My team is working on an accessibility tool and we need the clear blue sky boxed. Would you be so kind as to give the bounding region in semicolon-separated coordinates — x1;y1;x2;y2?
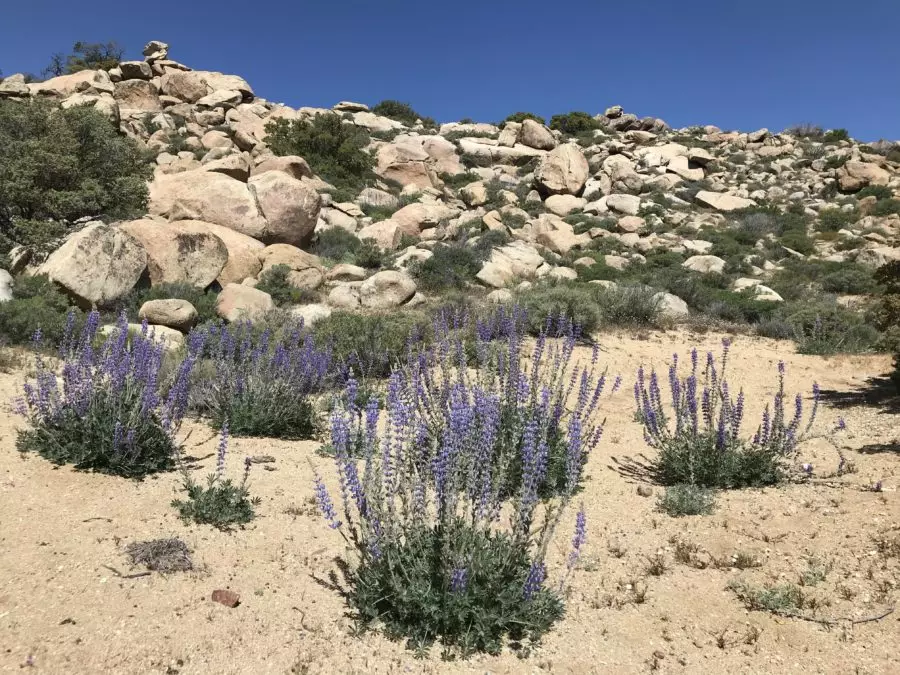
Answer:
2;0;898;141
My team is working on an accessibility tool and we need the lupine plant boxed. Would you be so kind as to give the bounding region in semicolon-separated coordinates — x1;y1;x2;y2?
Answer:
191;320;332;439
409;306;618;497
16;311;197;478
312;307;608;656
172;423;260;530
634;339;837;489
315;370;590;655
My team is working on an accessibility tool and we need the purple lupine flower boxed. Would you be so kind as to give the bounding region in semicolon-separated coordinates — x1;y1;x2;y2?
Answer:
835;417;846;431
523;561;547;600
567;506;587;571
215;423;229;479
449;566;468;593
314;473;342;529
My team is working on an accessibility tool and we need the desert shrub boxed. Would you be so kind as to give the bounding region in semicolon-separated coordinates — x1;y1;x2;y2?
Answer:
823;128;850;143
786;123;824;139
313;327;603;654
412;243;481;292
125;538;193;573
312;310;427;379
549;111;600;135
43;40;124;77
192;321;331;439
869;198;900;217
16;312;197;478
515;283;602;336
125;282;218;324
766;260;875;299
353;239;387;269
787;305;880;355
312;227;362;261
857;185;894;201
817;207;858;232
778;229;815;254
471;229;511;259
657;484;716;517
255;264;316;307
595;285;661;327
0;274;83;346
264;114;374;195
172;425;259;530
503;111;546;126
635;342;829;488
439;171;481;190
0;99;151;249
371;100;436;128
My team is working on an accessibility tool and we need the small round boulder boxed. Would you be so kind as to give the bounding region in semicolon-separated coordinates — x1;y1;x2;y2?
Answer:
138;299;199;332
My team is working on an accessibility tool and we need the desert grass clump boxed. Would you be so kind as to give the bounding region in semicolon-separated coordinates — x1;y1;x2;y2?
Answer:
193;321;331;439
16;311;197;478
172;424;259;530
125;537;193;573
314;363;591;656
657;484;716;517
635;340;829;489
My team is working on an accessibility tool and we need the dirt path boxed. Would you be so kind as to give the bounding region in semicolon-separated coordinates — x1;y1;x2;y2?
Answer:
1;330;897;674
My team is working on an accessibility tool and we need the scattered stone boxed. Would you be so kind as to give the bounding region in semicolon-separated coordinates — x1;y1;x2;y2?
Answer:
359;271;416;309
211;589;240;608
138;299;198;332
216;284;274;322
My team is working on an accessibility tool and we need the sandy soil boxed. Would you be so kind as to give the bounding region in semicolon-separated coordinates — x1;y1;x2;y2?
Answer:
1;329;898;674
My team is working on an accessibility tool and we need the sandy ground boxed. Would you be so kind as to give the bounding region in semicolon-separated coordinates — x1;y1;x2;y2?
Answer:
1;329;898;674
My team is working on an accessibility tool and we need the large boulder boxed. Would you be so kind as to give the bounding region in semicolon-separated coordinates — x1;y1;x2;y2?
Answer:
251;155;312;181
175;220;264;285
29;70;114;98
150;171;267;238
838;161;892;192
375;141;435;188
160;71;210;103
0;269;12;303
390;202;458;236
248;171;321;248
653;292;689;321
138;299;198;332
38;223;146;306
357;220;402;250
258;244;325;291
113;79;161;111
476;241;545;288
216;283;274;322
359;270;416;309
518;119;557;150
534;144;589;196
683;255;726;274
695;191;755;211
119;219;228;288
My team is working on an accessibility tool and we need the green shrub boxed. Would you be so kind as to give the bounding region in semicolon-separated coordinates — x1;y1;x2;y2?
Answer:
548;111;600;135
264;114;374;195
312;227;363;261
0;274;82;346
503;111;546;126
353;239;387;269
412;244;481;292
125;282;217;324
350;518;564;655
657;484;716;517
172;427;259;530
870;199;900;217
43;41;124;77
312;310;428;378
515;284;602;335
371;100;436;128
823;128;850;143
857;185;894;200
255;264;316;307
817;207;858;232
788;304;880;355
595;285;661;327
0;99;151;249
778;229;815;254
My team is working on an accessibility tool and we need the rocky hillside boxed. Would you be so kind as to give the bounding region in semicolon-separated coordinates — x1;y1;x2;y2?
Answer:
1;40;899;349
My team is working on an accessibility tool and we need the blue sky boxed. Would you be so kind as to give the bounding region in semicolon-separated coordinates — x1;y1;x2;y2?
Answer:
2;0;898;140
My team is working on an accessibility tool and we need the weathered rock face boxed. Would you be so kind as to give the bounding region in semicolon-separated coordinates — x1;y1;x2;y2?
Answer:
838;161;891;192
150;171;267;237
119;219;228;288
29;70;114;98
216;283;274;322
177;220;265;286
114;79;161;111
476;241;545;288
653;292;689;320
534;144;589;195
0;269;12;303
38;223;147;306
138;299;198;331
359;270;416;309
375;141;435;188
258;244;325;290
683;255;726;274
695;191;755;211
248;171;321;248
518;119;557;151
